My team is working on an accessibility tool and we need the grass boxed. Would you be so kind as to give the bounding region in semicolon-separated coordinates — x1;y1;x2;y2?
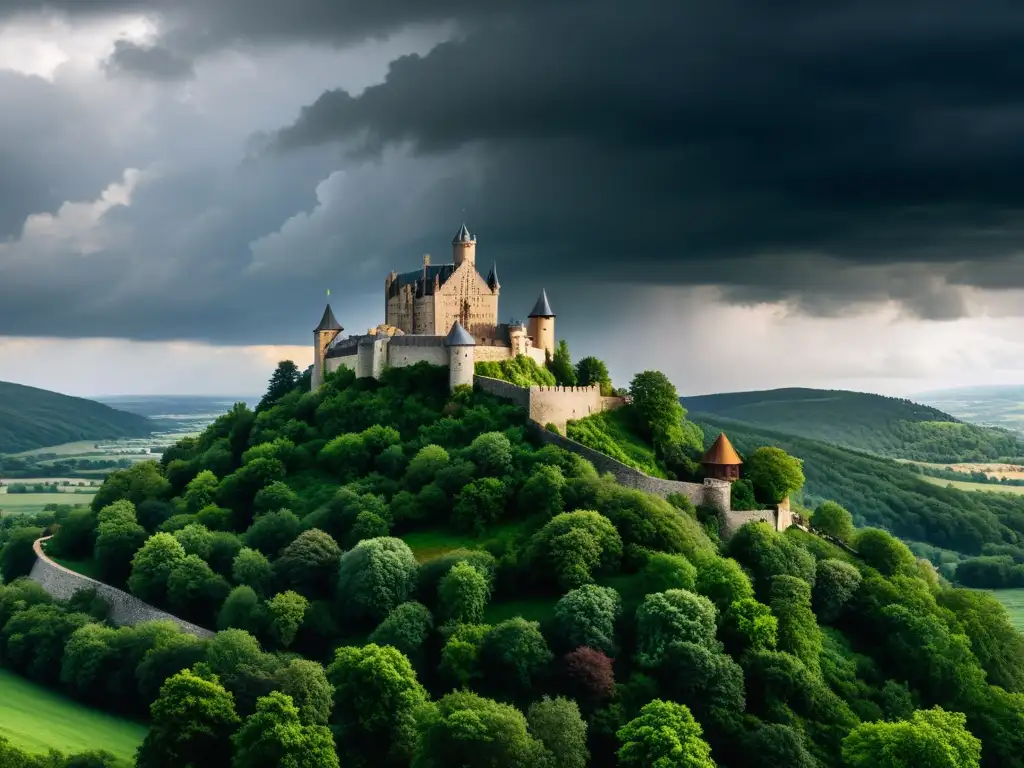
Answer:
987;589;1024;632
0;669;147;764
401;521;530;563
0;492;96;516
567;408;667;478
919;476;1024;496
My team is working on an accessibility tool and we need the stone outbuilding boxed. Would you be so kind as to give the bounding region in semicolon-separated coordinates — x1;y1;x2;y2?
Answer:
701;432;743;482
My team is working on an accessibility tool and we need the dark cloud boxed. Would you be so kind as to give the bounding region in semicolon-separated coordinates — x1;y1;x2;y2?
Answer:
103;40;194;81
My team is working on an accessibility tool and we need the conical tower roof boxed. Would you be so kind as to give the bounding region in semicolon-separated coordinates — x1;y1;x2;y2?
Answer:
444;320;476;346
314;304;343;332
701;433;743;465
528;289;555;318
486;262;500;290
452;222;474;243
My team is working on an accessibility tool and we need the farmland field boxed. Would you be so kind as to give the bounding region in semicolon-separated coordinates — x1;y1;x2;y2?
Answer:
919;475;1024;496
0;669;147;764
0;492;95;516
988;589;1024;632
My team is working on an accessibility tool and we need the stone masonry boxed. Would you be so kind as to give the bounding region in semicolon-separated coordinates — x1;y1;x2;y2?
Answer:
29;537;213;638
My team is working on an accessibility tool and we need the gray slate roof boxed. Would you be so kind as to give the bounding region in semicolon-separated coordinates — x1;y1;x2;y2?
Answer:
528;289;555;318
388;263;458;300
452;223;475;243
444;321;476;346
486;262;500;291
314;304;343;332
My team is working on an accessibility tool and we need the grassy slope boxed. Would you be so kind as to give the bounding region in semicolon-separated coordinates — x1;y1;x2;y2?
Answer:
0;669;146;764
988;589;1024;632
681;387;1024;462
0;492;96;516
0;381;154;455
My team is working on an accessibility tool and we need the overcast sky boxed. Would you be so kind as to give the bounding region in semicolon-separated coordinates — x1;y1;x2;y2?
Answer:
2;1;1024;399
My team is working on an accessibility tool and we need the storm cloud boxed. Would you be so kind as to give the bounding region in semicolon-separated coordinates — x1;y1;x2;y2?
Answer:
3;0;1024;359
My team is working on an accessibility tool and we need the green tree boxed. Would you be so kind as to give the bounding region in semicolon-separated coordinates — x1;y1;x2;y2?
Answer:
529;510;623;589
812;500;855;542
232;547;274;595
231;691;338;768
0;526;44;582
405;445;450;491
412;690;548;768
183;471;219;515
518;464;567;518
274;529;342;597
692;553;755;611
721;597;778;656
439;562;491;624
628;371;681;439
173;523;215;559
368;601;434;661
468;432;515;477
770;575;823;675
744;447;805;504
642;552;697;593
129;533;187;604
218;586;266;635
266;590;309;648
743;724;816;768
812;559;862;623
479;617;554;694
553;584;621;655
136;668;240;768
337;537;419;623
326;643;429;767
548;340;577;386
274;658;334;726
242;509;301;557
635;589;717;667
616;699;715;768
856;528;916;577
167;554;231;623
257;360;300;413
452;478;508;535
575;356;612;394
91;461;171;512
842;707;982;768
253;481;299;516
527;696;588;768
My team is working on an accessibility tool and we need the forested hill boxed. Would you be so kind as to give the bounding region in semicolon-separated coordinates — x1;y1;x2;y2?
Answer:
691;412;1024;559
682;387;1024;462
0;381;153;454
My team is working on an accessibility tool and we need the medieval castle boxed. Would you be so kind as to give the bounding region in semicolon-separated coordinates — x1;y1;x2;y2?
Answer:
311;224;557;392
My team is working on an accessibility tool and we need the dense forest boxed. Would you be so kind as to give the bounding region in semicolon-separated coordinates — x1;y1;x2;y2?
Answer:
682;388;1024;463
0;381;154;455
0;362;1023;767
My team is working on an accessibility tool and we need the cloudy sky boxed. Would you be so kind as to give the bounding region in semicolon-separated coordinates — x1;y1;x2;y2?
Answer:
2;1;1024;399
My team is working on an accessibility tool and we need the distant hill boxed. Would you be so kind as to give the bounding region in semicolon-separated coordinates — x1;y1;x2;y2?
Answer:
681;387;1024;463
690;413;1024;557
914;385;1024;436
0;381;154;454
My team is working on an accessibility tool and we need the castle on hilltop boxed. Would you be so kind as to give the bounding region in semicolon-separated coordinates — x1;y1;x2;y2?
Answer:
311;224;558;391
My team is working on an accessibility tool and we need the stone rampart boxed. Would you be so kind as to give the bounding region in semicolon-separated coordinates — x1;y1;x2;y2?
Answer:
474;375;531;408
29;537;213;638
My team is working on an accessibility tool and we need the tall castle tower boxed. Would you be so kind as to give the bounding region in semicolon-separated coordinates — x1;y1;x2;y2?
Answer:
445;320;476;391
452;223;477;268
528;289;556;360
312;303;343;390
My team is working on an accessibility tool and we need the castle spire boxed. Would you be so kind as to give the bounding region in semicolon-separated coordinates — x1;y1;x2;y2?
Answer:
528;289;555;318
314;303;343;332
486;261;500;291
452;222;474;244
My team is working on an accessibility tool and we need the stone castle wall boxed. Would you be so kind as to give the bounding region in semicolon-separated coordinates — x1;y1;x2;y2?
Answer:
475;375;532;408
29;537;213;638
528;384;612;431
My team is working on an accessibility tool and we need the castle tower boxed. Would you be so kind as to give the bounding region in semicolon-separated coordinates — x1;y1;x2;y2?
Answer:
527;289;556;360
701;433;743;482
312;303;343;391
445;320;476;392
452;223;477;269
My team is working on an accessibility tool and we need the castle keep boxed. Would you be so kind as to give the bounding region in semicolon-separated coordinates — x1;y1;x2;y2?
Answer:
311;224;557;390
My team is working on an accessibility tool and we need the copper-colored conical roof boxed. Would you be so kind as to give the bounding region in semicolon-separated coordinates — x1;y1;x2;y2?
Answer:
701;433;742;465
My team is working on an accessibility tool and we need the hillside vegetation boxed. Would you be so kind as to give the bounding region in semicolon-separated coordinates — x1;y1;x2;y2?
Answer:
682;388;1024;463
0;381;153;455
1;362;1024;767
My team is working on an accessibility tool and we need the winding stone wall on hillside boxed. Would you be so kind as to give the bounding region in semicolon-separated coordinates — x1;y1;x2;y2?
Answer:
29;537;213;638
474;375;531;408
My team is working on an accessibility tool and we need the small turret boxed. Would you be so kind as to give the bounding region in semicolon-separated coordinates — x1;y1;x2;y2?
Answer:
527;289;556;360
486;262;500;293
312;303;344;391
701;433;743;482
445;320;476;392
452;223;477;268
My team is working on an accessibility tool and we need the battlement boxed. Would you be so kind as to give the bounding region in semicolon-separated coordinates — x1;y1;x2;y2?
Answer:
529;384;601;394
389;335;445;347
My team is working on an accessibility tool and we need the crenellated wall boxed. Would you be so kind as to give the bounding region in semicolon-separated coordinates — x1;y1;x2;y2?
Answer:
475;375;532;408
29;537;213;638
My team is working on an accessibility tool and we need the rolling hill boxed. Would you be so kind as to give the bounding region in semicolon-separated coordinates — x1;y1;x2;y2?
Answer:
0;381;153;454
689;412;1024;558
681;387;1024;463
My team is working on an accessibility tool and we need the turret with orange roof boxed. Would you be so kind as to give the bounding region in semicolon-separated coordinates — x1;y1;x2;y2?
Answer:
701;433;743;482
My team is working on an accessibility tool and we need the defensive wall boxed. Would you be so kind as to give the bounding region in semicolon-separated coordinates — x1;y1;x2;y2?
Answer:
475;375;793;534
29;537;213;638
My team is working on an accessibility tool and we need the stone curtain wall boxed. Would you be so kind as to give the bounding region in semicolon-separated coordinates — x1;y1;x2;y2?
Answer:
29;537;213;638
528;385;609;431
474;375;532;408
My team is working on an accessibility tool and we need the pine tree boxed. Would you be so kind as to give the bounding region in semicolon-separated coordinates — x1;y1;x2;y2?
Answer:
548;341;577;386
257;361;300;412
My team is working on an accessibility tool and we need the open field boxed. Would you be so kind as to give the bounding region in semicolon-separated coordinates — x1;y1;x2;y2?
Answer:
919;475;1024;496
0;669;147;764
0;492;95;516
988;589;1024;632
898;459;1024;481
401;522;529;563
2;477;103;487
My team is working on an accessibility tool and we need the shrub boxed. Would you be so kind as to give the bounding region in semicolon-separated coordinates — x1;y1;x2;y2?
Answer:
336;537;419;623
